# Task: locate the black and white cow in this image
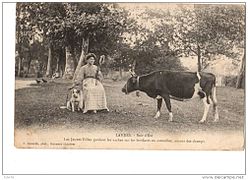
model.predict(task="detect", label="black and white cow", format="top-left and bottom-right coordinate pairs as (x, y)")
top-left (121, 71), bottom-right (219, 123)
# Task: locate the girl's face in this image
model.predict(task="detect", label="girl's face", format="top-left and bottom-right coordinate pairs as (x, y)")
top-left (87, 57), bottom-right (95, 65)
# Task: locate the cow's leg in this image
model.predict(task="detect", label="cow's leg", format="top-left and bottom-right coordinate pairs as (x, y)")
top-left (199, 96), bottom-right (210, 123)
top-left (162, 94), bottom-right (173, 122)
top-left (210, 86), bottom-right (219, 122)
top-left (154, 97), bottom-right (162, 119)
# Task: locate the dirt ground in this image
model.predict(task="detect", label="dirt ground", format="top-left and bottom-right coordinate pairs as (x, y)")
top-left (14, 78), bottom-right (245, 135)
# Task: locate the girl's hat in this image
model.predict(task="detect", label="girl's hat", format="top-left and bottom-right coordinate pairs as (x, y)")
top-left (86, 53), bottom-right (97, 60)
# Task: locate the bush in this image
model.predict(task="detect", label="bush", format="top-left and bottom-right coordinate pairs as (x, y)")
top-left (224, 75), bottom-right (238, 87)
top-left (135, 55), bottom-right (185, 75)
top-left (104, 70), bottom-right (131, 81)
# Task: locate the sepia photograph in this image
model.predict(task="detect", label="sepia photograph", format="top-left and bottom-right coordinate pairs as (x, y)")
top-left (14, 2), bottom-right (245, 150)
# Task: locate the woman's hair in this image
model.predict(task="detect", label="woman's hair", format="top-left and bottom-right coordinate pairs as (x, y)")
top-left (86, 53), bottom-right (97, 60)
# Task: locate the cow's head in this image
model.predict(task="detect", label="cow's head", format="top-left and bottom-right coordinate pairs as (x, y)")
top-left (122, 70), bottom-right (139, 94)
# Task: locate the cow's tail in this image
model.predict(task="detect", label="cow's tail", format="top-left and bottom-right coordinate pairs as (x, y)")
top-left (209, 75), bottom-right (219, 121)
top-left (211, 85), bottom-right (217, 105)
top-left (210, 75), bottom-right (217, 105)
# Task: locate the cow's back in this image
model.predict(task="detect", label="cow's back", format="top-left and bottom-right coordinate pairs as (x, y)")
top-left (153, 71), bottom-right (215, 99)
top-left (153, 71), bottom-right (196, 99)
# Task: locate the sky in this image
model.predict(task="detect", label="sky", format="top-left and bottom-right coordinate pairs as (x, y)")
top-left (118, 3), bottom-right (193, 10)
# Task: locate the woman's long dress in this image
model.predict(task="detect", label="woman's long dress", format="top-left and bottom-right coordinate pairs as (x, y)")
top-left (74, 64), bottom-right (108, 113)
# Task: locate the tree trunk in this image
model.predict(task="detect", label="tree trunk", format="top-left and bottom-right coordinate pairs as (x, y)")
top-left (56, 47), bottom-right (65, 77)
top-left (27, 50), bottom-right (32, 76)
top-left (197, 45), bottom-right (202, 72)
top-left (23, 51), bottom-right (31, 78)
top-left (63, 46), bottom-right (75, 80)
top-left (16, 5), bottom-right (22, 77)
top-left (45, 43), bottom-right (53, 77)
top-left (236, 50), bottom-right (245, 89)
top-left (55, 57), bottom-right (59, 72)
top-left (73, 37), bottom-right (89, 80)
top-left (36, 61), bottom-right (42, 78)
top-left (132, 59), bottom-right (137, 72)
top-left (17, 54), bottom-right (22, 77)
top-left (119, 67), bottom-right (123, 79)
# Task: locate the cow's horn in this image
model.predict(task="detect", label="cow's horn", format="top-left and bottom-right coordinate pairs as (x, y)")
top-left (129, 69), bottom-right (136, 77)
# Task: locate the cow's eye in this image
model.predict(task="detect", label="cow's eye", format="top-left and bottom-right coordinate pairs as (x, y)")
top-left (132, 77), bottom-right (136, 84)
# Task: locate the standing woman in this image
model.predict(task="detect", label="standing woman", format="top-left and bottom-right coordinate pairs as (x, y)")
top-left (74, 53), bottom-right (109, 113)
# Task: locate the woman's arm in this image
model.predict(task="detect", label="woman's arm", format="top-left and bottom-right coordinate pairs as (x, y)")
top-left (97, 70), bottom-right (104, 82)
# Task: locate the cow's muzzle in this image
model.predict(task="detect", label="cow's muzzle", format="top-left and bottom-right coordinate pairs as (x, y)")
top-left (121, 85), bottom-right (128, 94)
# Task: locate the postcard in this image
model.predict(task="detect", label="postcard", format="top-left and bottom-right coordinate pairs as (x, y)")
top-left (14, 2), bottom-right (245, 150)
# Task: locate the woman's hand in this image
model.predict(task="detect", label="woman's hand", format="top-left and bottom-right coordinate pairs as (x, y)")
top-left (69, 82), bottom-right (80, 90)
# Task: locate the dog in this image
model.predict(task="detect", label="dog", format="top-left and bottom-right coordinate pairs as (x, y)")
top-left (67, 88), bottom-right (82, 112)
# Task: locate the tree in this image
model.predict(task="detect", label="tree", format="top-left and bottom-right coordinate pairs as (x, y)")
top-left (36, 3), bottom-right (68, 78)
top-left (212, 5), bottom-right (245, 88)
top-left (121, 8), bottom-right (184, 75)
top-left (16, 3), bottom-right (37, 77)
top-left (173, 4), bottom-right (244, 71)
top-left (236, 53), bottom-right (245, 88)
top-left (16, 3), bottom-right (132, 79)
top-left (16, 3), bottom-right (67, 77)
top-left (72, 3), bottom-right (131, 80)
top-left (16, 3), bottom-right (22, 77)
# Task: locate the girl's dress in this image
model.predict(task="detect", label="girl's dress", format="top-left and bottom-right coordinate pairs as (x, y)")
top-left (75, 64), bottom-right (108, 113)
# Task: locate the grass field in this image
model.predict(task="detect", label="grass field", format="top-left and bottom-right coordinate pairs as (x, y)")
top-left (14, 78), bottom-right (245, 135)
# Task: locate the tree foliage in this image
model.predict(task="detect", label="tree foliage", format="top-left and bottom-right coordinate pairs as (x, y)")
top-left (16, 3), bottom-right (245, 81)
top-left (172, 4), bottom-right (245, 71)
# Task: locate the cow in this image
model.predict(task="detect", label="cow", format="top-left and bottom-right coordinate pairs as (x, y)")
top-left (121, 70), bottom-right (219, 123)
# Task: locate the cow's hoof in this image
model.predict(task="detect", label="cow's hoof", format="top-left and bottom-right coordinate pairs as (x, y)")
top-left (168, 113), bottom-right (173, 122)
top-left (199, 119), bottom-right (205, 123)
top-left (154, 111), bottom-right (160, 119)
top-left (213, 118), bottom-right (219, 122)
top-left (214, 115), bottom-right (219, 122)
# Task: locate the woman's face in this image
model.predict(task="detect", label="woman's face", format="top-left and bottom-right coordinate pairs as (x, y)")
top-left (87, 57), bottom-right (95, 65)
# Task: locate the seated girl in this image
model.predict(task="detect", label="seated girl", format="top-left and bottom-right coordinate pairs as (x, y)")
top-left (74, 53), bottom-right (109, 113)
